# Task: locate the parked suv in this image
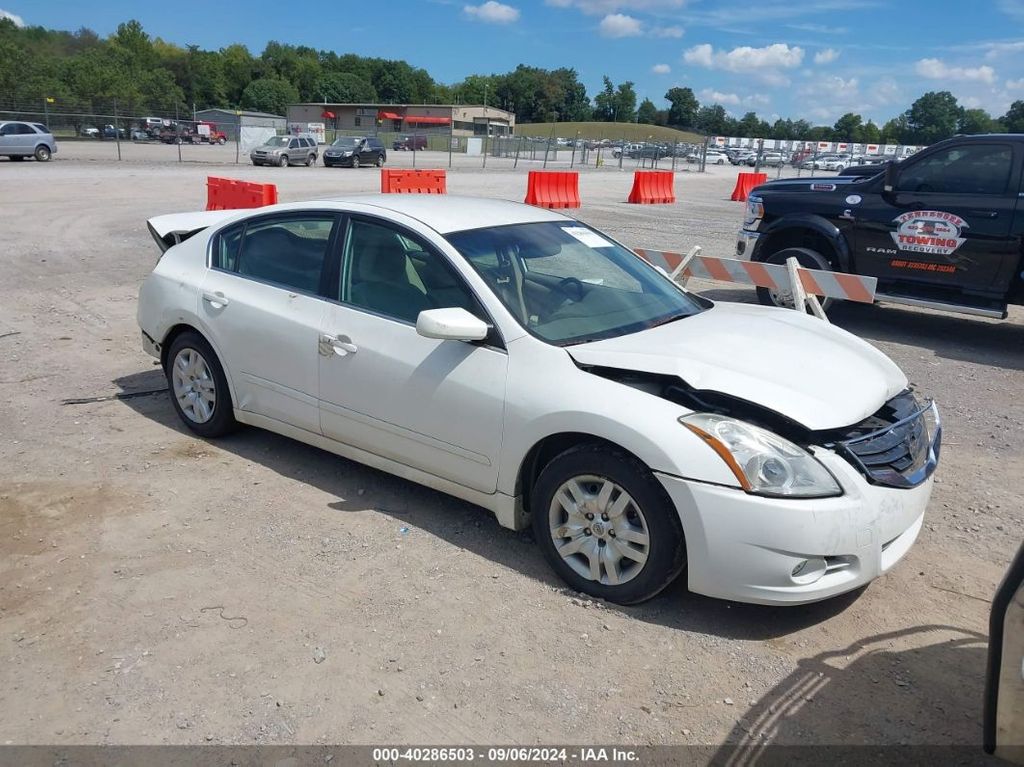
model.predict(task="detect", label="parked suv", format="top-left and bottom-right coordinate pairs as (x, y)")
top-left (0, 121), bottom-right (57, 161)
top-left (250, 136), bottom-right (318, 167)
top-left (323, 136), bottom-right (386, 168)
top-left (392, 135), bottom-right (427, 151)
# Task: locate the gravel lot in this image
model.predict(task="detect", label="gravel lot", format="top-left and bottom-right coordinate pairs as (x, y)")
top-left (1, 143), bottom-right (1021, 751)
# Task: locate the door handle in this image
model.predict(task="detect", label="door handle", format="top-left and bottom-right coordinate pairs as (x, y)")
top-left (967, 210), bottom-right (998, 219)
top-left (202, 291), bottom-right (229, 308)
top-left (319, 334), bottom-right (357, 357)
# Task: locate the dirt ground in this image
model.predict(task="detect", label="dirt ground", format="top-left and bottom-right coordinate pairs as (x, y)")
top-left (0, 144), bottom-right (1021, 751)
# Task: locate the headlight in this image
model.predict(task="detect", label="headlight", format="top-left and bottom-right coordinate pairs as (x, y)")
top-left (743, 195), bottom-right (764, 228)
top-left (680, 413), bottom-right (841, 498)
top-left (343, 151), bottom-right (353, 156)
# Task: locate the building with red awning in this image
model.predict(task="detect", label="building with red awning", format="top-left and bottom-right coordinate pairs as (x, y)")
top-left (286, 102), bottom-right (515, 139)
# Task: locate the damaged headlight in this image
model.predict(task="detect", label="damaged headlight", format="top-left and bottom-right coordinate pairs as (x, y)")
top-left (680, 413), bottom-right (842, 498)
top-left (743, 195), bottom-right (764, 228)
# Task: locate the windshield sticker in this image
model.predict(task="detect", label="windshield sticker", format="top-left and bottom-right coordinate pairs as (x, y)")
top-left (891, 210), bottom-right (968, 256)
top-left (562, 226), bottom-right (613, 248)
top-left (810, 183), bottom-right (836, 191)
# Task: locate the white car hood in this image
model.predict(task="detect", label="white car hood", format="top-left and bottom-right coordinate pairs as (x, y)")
top-left (567, 302), bottom-right (907, 431)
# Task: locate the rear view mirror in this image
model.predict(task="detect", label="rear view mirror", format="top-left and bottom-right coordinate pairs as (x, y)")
top-left (416, 308), bottom-right (489, 342)
top-left (985, 541), bottom-right (1024, 764)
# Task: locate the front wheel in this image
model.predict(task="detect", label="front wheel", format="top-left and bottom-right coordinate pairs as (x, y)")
top-left (351, 155), bottom-right (360, 168)
top-left (532, 444), bottom-right (686, 605)
top-left (278, 154), bottom-right (289, 167)
top-left (755, 246), bottom-right (835, 312)
top-left (165, 331), bottom-right (237, 438)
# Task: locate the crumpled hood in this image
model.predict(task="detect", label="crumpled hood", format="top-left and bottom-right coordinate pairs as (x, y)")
top-left (567, 302), bottom-right (907, 431)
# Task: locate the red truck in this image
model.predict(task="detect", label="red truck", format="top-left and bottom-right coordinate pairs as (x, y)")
top-left (157, 121), bottom-right (227, 145)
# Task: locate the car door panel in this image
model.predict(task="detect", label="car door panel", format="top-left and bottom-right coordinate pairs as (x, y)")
top-left (319, 305), bottom-right (507, 492)
top-left (200, 270), bottom-right (325, 433)
top-left (852, 142), bottom-right (1020, 296)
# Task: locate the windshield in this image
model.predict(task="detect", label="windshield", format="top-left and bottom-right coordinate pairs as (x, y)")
top-left (332, 137), bottom-right (359, 147)
top-left (446, 221), bottom-right (707, 346)
top-left (263, 136), bottom-right (289, 147)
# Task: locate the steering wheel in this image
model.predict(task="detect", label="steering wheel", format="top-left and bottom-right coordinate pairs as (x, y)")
top-left (556, 277), bottom-right (585, 303)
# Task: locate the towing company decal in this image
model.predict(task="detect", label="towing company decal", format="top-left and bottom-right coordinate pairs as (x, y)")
top-left (891, 210), bottom-right (968, 256)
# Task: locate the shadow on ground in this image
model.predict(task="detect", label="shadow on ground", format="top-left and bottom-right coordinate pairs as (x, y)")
top-left (114, 368), bottom-right (864, 643)
top-left (712, 625), bottom-right (995, 763)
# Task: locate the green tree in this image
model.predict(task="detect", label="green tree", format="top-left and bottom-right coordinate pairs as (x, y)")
top-left (958, 108), bottom-right (1002, 134)
top-left (664, 86), bottom-right (698, 127)
top-left (636, 97), bottom-right (657, 124)
top-left (314, 72), bottom-right (376, 103)
top-left (220, 43), bottom-right (254, 105)
top-left (904, 91), bottom-right (962, 144)
top-left (614, 81), bottom-right (637, 122)
top-left (592, 76), bottom-right (616, 121)
top-left (860, 120), bottom-right (881, 144)
top-left (737, 111), bottom-right (762, 137)
top-left (881, 115), bottom-right (908, 144)
top-left (240, 76), bottom-right (299, 115)
top-left (694, 103), bottom-right (729, 135)
top-left (1001, 100), bottom-right (1024, 133)
top-left (833, 112), bottom-right (862, 141)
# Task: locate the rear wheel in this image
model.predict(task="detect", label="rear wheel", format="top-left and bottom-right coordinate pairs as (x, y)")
top-left (755, 246), bottom-right (835, 312)
top-left (376, 153), bottom-right (385, 167)
top-left (306, 153), bottom-right (316, 166)
top-left (165, 331), bottom-right (237, 438)
top-left (34, 145), bottom-right (51, 162)
top-left (531, 444), bottom-right (686, 605)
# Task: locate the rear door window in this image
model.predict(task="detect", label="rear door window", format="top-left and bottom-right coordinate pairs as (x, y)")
top-left (900, 144), bottom-right (1013, 196)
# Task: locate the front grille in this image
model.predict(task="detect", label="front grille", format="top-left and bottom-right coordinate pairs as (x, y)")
top-left (826, 391), bottom-right (940, 489)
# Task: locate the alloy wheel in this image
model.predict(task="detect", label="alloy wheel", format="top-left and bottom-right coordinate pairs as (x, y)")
top-left (171, 347), bottom-right (216, 424)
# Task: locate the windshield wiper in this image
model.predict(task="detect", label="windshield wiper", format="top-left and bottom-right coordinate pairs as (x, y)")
top-left (646, 312), bottom-right (691, 329)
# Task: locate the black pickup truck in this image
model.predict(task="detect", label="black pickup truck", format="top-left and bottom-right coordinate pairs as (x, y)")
top-left (736, 134), bottom-right (1024, 319)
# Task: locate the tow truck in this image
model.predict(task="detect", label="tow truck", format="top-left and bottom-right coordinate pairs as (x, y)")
top-left (736, 133), bottom-right (1024, 319)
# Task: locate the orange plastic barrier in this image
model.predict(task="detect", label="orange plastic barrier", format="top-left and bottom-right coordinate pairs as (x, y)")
top-left (524, 170), bottom-right (581, 209)
top-left (627, 170), bottom-right (676, 204)
top-left (206, 176), bottom-right (278, 211)
top-left (730, 172), bottom-right (768, 202)
top-left (380, 168), bottom-right (447, 194)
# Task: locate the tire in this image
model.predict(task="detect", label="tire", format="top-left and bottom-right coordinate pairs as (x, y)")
top-left (34, 145), bottom-right (51, 162)
top-left (164, 331), bottom-right (237, 438)
top-left (278, 154), bottom-right (289, 168)
top-left (306, 153), bottom-right (316, 167)
top-left (351, 155), bottom-right (360, 169)
top-left (531, 444), bottom-right (686, 605)
top-left (755, 246), bottom-right (835, 312)
top-left (217, 137), bottom-right (226, 145)
top-left (375, 153), bottom-right (385, 167)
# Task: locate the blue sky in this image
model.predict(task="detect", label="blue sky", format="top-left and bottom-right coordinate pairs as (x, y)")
top-left (5, 0), bottom-right (1024, 125)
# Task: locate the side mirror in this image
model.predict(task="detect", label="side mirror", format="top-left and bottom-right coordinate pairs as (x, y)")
top-left (416, 308), bottom-right (489, 342)
top-left (883, 160), bottom-right (897, 193)
top-left (984, 541), bottom-right (1024, 764)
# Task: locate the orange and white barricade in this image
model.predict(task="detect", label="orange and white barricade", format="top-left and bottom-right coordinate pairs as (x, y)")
top-left (633, 247), bottom-right (877, 321)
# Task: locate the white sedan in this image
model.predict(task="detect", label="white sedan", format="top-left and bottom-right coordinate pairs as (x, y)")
top-left (139, 196), bottom-right (940, 606)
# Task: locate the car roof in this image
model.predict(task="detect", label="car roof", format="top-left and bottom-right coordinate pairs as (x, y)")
top-left (304, 195), bottom-right (571, 234)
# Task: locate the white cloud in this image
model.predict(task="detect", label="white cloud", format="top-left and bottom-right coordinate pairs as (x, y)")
top-left (684, 42), bottom-right (804, 72)
top-left (915, 58), bottom-right (996, 84)
top-left (0, 7), bottom-right (24, 26)
top-left (599, 12), bottom-right (643, 37)
top-left (650, 25), bottom-right (684, 38)
top-left (1007, 78), bottom-right (1024, 89)
top-left (651, 63), bottom-right (671, 74)
top-left (814, 48), bottom-right (840, 64)
top-left (546, 0), bottom-right (684, 13)
top-left (463, 1), bottom-right (520, 23)
top-left (746, 93), bottom-right (770, 106)
top-left (982, 40), bottom-right (1024, 59)
top-left (700, 88), bottom-right (740, 105)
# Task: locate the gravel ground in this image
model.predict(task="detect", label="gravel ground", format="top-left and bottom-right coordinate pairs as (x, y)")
top-left (0, 144), bottom-right (1021, 750)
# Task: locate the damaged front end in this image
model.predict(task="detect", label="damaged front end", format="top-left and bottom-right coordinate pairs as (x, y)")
top-left (579, 364), bottom-right (940, 491)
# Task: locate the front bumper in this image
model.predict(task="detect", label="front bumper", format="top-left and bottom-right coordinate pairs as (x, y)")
top-left (735, 228), bottom-right (760, 259)
top-left (656, 448), bottom-right (933, 605)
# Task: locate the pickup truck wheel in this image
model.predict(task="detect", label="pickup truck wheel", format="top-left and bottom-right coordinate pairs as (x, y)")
top-left (218, 137), bottom-right (226, 145)
top-left (756, 246), bottom-right (834, 312)
top-left (532, 444), bottom-right (686, 605)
